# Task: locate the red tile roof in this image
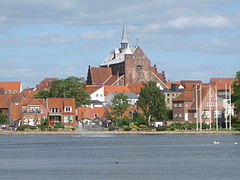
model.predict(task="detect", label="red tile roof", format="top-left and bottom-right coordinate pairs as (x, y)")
top-left (103, 85), bottom-right (132, 96)
top-left (36, 78), bottom-right (58, 90)
top-left (0, 95), bottom-right (11, 108)
top-left (0, 94), bottom-right (21, 108)
top-left (90, 67), bottom-right (112, 85)
top-left (84, 86), bottom-right (103, 95)
top-left (104, 75), bottom-right (118, 85)
top-left (11, 101), bottom-right (22, 121)
top-left (173, 90), bottom-right (194, 102)
top-left (150, 66), bottom-right (166, 83)
top-left (180, 80), bottom-right (202, 90)
top-left (0, 81), bottom-right (22, 94)
top-left (48, 98), bottom-right (75, 108)
top-left (210, 78), bottom-right (235, 90)
top-left (22, 98), bottom-right (46, 106)
top-left (77, 107), bottom-right (106, 120)
top-left (22, 88), bottom-right (39, 99)
top-left (127, 83), bottom-right (144, 93)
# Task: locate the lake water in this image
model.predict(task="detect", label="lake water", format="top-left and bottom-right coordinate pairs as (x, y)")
top-left (0, 134), bottom-right (240, 180)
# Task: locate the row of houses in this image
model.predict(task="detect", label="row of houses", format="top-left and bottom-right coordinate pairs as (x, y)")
top-left (0, 77), bottom-right (235, 127)
top-left (172, 78), bottom-right (234, 126)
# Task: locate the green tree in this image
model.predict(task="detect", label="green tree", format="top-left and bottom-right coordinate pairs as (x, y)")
top-left (111, 93), bottom-right (129, 120)
top-left (233, 71), bottom-right (240, 116)
top-left (138, 81), bottom-right (168, 122)
top-left (0, 113), bottom-right (7, 125)
top-left (35, 76), bottom-right (91, 106)
top-left (34, 90), bottom-right (50, 99)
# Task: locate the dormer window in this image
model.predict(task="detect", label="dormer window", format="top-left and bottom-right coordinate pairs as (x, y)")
top-left (64, 106), bottom-right (72, 112)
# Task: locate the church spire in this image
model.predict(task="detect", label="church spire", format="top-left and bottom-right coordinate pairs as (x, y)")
top-left (121, 21), bottom-right (129, 49)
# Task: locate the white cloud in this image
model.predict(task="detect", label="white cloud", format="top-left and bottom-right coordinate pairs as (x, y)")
top-left (80, 30), bottom-right (115, 40)
top-left (168, 16), bottom-right (230, 29)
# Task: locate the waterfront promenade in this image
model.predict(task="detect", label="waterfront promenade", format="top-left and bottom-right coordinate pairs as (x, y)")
top-left (1, 130), bottom-right (239, 135)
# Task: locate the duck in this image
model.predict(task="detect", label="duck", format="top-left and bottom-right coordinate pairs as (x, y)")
top-left (213, 141), bottom-right (220, 144)
top-left (234, 142), bottom-right (238, 145)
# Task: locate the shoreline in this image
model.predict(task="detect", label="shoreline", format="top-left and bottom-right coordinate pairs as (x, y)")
top-left (1, 130), bottom-right (240, 135)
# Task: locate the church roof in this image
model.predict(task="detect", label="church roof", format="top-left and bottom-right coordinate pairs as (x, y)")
top-left (100, 46), bottom-right (137, 66)
top-left (90, 67), bottom-right (112, 85)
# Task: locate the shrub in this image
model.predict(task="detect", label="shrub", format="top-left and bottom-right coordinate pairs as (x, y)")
top-left (169, 127), bottom-right (175, 131)
top-left (156, 126), bottom-right (167, 131)
top-left (123, 125), bottom-right (132, 131)
top-left (108, 125), bottom-right (116, 131)
top-left (130, 125), bottom-right (139, 130)
top-left (65, 126), bottom-right (76, 130)
top-left (132, 113), bottom-right (148, 126)
top-left (54, 122), bottom-right (64, 128)
top-left (17, 125), bottom-right (29, 131)
top-left (139, 125), bottom-right (148, 129)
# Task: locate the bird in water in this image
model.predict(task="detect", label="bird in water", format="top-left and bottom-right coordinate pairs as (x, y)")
top-left (234, 142), bottom-right (238, 145)
top-left (114, 161), bottom-right (119, 164)
top-left (213, 141), bottom-right (220, 144)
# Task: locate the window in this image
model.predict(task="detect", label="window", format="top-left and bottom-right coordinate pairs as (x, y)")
top-left (179, 114), bottom-right (183, 118)
top-left (174, 114), bottom-right (178, 118)
top-left (94, 114), bottom-right (98, 118)
top-left (136, 65), bottom-right (142, 71)
top-left (174, 103), bottom-right (177, 108)
top-left (96, 94), bottom-right (99, 97)
top-left (194, 113), bottom-right (197, 118)
top-left (64, 106), bottom-right (72, 112)
top-left (64, 116), bottom-right (73, 123)
top-left (51, 108), bottom-right (59, 113)
top-left (179, 103), bottom-right (183, 107)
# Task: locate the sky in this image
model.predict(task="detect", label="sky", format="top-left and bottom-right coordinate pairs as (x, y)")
top-left (0, 0), bottom-right (240, 88)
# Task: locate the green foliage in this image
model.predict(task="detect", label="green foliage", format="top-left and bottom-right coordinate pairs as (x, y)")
top-left (130, 125), bottom-right (139, 130)
top-left (54, 122), bottom-right (64, 128)
top-left (41, 118), bottom-right (49, 126)
top-left (139, 124), bottom-right (148, 129)
top-left (132, 113), bottom-right (148, 126)
top-left (108, 125), bottom-right (117, 131)
top-left (38, 125), bottom-right (50, 130)
top-left (17, 125), bottom-right (29, 131)
top-left (116, 116), bottom-right (130, 127)
top-left (138, 81), bottom-right (168, 122)
top-left (111, 93), bottom-right (129, 119)
top-left (0, 113), bottom-right (7, 125)
top-left (232, 71), bottom-right (240, 115)
top-left (34, 90), bottom-right (50, 99)
top-left (34, 76), bottom-right (91, 106)
top-left (232, 116), bottom-right (240, 128)
top-left (156, 126), bottom-right (167, 131)
top-left (167, 109), bottom-right (173, 120)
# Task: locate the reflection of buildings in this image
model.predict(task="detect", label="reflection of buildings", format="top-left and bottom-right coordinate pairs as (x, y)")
top-left (87, 24), bottom-right (168, 89)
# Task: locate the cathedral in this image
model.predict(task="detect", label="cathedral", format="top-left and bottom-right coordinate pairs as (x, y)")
top-left (86, 24), bottom-right (168, 89)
